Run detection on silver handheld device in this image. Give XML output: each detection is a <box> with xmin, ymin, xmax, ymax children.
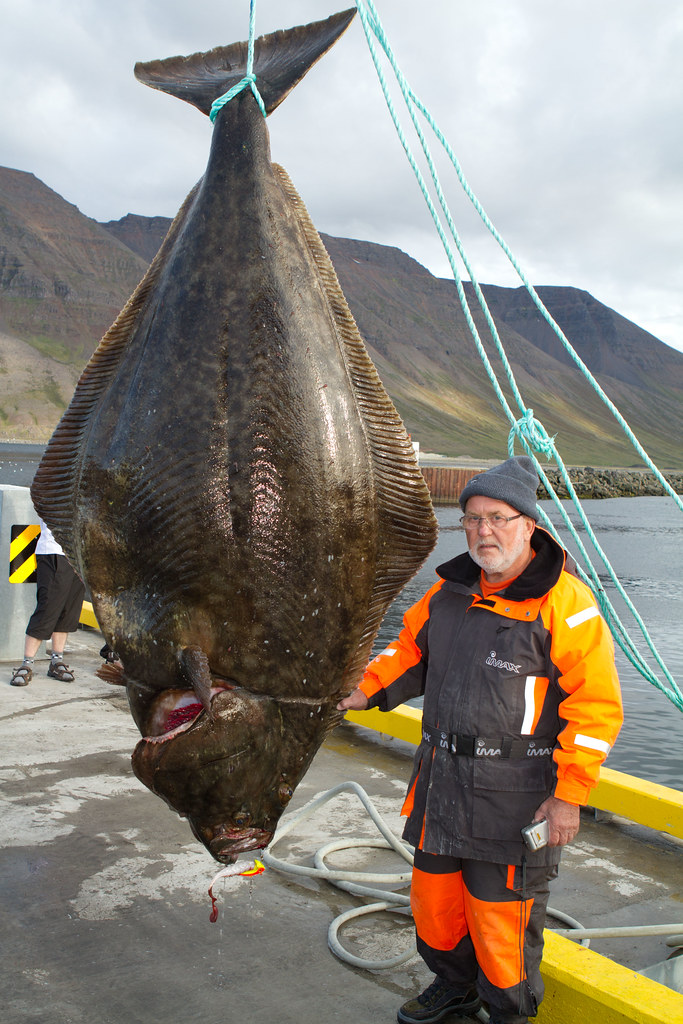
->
<box><xmin>521</xmin><ymin>818</ymin><xmax>549</xmax><ymax>851</ymax></box>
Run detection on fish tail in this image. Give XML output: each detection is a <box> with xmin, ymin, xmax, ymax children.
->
<box><xmin>134</xmin><ymin>8</ymin><xmax>356</xmax><ymax>117</ymax></box>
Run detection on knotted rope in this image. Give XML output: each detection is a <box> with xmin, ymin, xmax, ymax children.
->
<box><xmin>210</xmin><ymin>0</ymin><xmax>266</xmax><ymax>122</ymax></box>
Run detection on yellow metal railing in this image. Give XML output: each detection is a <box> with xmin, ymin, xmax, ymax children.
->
<box><xmin>79</xmin><ymin>601</ymin><xmax>99</xmax><ymax>630</ymax></box>
<box><xmin>344</xmin><ymin>705</ymin><xmax>683</xmax><ymax>840</ymax></box>
<box><xmin>344</xmin><ymin>703</ymin><xmax>683</xmax><ymax>1023</ymax></box>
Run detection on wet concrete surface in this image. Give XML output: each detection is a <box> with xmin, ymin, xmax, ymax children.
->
<box><xmin>1</xmin><ymin>628</ymin><xmax>681</xmax><ymax>1023</ymax></box>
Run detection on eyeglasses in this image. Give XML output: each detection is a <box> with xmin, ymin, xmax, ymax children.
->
<box><xmin>459</xmin><ymin>513</ymin><xmax>524</xmax><ymax>531</ymax></box>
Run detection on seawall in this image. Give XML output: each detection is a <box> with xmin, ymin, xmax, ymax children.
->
<box><xmin>418</xmin><ymin>467</ymin><xmax>480</xmax><ymax>506</ymax></box>
<box><xmin>421</xmin><ymin>466</ymin><xmax>683</xmax><ymax>505</ymax></box>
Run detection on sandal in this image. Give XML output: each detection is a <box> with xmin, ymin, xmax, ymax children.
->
<box><xmin>47</xmin><ymin>660</ymin><xmax>75</xmax><ymax>682</ymax></box>
<box><xmin>10</xmin><ymin>664</ymin><xmax>33</xmax><ymax>686</ymax></box>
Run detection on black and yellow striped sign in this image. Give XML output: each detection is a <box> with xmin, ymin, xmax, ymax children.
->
<box><xmin>9</xmin><ymin>524</ymin><xmax>41</xmax><ymax>583</ymax></box>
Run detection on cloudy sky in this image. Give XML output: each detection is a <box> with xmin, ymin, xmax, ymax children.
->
<box><xmin>4</xmin><ymin>0</ymin><xmax>683</xmax><ymax>353</ymax></box>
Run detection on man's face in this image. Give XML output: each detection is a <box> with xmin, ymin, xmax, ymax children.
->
<box><xmin>464</xmin><ymin>496</ymin><xmax>536</xmax><ymax>581</ymax></box>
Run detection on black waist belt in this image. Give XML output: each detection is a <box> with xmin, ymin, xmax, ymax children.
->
<box><xmin>421</xmin><ymin>723</ymin><xmax>555</xmax><ymax>759</ymax></box>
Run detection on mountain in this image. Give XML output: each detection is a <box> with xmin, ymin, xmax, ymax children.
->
<box><xmin>0</xmin><ymin>167</ymin><xmax>148</xmax><ymax>437</ymax></box>
<box><xmin>1</xmin><ymin>166</ymin><xmax>682</xmax><ymax>468</ymax></box>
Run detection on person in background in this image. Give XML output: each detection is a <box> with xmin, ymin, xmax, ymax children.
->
<box><xmin>10</xmin><ymin>516</ymin><xmax>85</xmax><ymax>686</ymax></box>
<box><xmin>338</xmin><ymin>455</ymin><xmax>623</xmax><ymax>1024</ymax></box>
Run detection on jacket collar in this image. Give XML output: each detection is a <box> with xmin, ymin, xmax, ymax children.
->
<box><xmin>436</xmin><ymin>526</ymin><xmax>567</xmax><ymax>601</ymax></box>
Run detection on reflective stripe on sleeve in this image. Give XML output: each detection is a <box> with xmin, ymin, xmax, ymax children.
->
<box><xmin>574</xmin><ymin>733</ymin><xmax>611</xmax><ymax>754</ymax></box>
<box><xmin>565</xmin><ymin>606</ymin><xmax>600</xmax><ymax>629</ymax></box>
<box><xmin>372</xmin><ymin>647</ymin><xmax>398</xmax><ymax>662</ymax></box>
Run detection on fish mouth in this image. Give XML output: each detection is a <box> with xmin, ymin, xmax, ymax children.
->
<box><xmin>205</xmin><ymin>826</ymin><xmax>273</xmax><ymax>863</ymax></box>
<box><xmin>142</xmin><ymin>684</ymin><xmax>235</xmax><ymax>740</ymax></box>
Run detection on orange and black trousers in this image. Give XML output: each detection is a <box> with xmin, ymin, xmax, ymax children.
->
<box><xmin>411</xmin><ymin>849</ymin><xmax>558</xmax><ymax>1022</ymax></box>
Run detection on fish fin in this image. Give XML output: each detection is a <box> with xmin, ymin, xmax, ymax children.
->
<box><xmin>272</xmin><ymin>163</ymin><xmax>438</xmax><ymax>689</ymax></box>
<box><xmin>96</xmin><ymin>662</ymin><xmax>127</xmax><ymax>686</ymax></box>
<box><xmin>134</xmin><ymin>8</ymin><xmax>356</xmax><ymax>117</ymax></box>
<box><xmin>30</xmin><ymin>182</ymin><xmax>200</xmax><ymax>564</ymax></box>
<box><xmin>178</xmin><ymin>646</ymin><xmax>213</xmax><ymax>717</ymax></box>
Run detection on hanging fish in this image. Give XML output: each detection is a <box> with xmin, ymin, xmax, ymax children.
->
<box><xmin>31</xmin><ymin>8</ymin><xmax>437</xmax><ymax>863</ymax></box>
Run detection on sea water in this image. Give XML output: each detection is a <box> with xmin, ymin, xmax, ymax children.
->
<box><xmin>375</xmin><ymin>497</ymin><xmax>683</xmax><ymax>789</ymax></box>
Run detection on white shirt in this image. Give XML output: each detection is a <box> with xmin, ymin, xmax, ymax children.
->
<box><xmin>35</xmin><ymin>517</ymin><xmax>65</xmax><ymax>556</ymax></box>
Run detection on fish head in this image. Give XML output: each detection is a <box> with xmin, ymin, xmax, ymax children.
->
<box><xmin>131</xmin><ymin>685</ymin><xmax>296</xmax><ymax>863</ymax></box>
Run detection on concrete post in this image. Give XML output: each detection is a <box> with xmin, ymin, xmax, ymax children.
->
<box><xmin>0</xmin><ymin>484</ymin><xmax>40</xmax><ymax>662</ymax></box>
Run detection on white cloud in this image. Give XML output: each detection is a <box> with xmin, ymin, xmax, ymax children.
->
<box><xmin>2</xmin><ymin>0</ymin><xmax>682</xmax><ymax>351</ymax></box>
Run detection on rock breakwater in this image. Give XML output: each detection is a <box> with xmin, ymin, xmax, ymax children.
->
<box><xmin>537</xmin><ymin>468</ymin><xmax>683</xmax><ymax>500</ymax></box>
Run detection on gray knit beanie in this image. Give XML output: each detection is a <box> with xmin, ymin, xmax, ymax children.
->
<box><xmin>459</xmin><ymin>456</ymin><xmax>540</xmax><ymax>520</ymax></box>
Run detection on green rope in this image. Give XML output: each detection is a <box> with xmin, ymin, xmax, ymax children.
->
<box><xmin>354</xmin><ymin>0</ymin><xmax>682</xmax><ymax>712</ymax></box>
<box><xmin>210</xmin><ymin>0</ymin><xmax>266</xmax><ymax>122</ymax></box>
<box><xmin>508</xmin><ymin>424</ymin><xmax>682</xmax><ymax>711</ymax></box>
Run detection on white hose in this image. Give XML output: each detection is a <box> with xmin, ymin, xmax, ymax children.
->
<box><xmin>259</xmin><ymin>781</ymin><xmax>682</xmax><ymax>973</ymax></box>
<box><xmin>261</xmin><ymin>781</ymin><xmax>416</xmax><ymax>970</ymax></box>
<box><xmin>552</xmin><ymin>924</ymin><xmax>683</xmax><ymax>941</ymax></box>
<box><xmin>545</xmin><ymin>907</ymin><xmax>592</xmax><ymax>947</ymax></box>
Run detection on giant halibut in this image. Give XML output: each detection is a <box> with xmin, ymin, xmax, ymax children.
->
<box><xmin>31</xmin><ymin>8</ymin><xmax>437</xmax><ymax>863</ymax></box>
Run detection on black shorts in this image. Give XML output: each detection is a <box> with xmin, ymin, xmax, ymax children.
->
<box><xmin>25</xmin><ymin>554</ymin><xmax>86</xmax><ymax>640</ymax></box>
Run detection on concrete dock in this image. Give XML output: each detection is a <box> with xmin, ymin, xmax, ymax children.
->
<box><xmin>1</xmin><ymin>627</ymin><xmax>681</xmax><ymax>1024</ymax></box>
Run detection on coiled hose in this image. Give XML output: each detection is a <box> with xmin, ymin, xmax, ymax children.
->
<box><xmin>257</xmin><ymin>782</ymin><xmax>682</xmax><ymax>996</ymax></box>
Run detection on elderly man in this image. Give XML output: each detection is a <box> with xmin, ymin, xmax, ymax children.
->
<box><xmin>338</xmin><ymin>456</ymin><xmax>622</xmax><ymax>1024</ymax></box>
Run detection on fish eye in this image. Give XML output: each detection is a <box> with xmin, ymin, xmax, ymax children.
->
<box><xmin>278</xmin><ymin>784</ymin><xmax>293</xmax><ymax>805</ymax></box>
<box><xmin>233</xmin><ymin>810</ymin><xmax>251</xmax><ymax>827</ymax></box>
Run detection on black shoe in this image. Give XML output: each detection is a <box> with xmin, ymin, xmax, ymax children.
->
<box><xmin>397</xmin><ymin>978</ymin><xmax>481</xmax><ymax>1024</ymax></box>
<box><xmin>100</xmin><ymin>643</ymin><xmax>120</xmax><ymax>663</ymax></box>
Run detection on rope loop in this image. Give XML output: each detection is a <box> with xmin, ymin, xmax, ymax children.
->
<box><xmin>209</xmin><ymin>0</ymin><xmax>266</xmax><ymax>123</ymax></box>
<box><xmin>210</xmin><ymin>75</ymin><xmax>266</xmax><ymax>123</ymax></box>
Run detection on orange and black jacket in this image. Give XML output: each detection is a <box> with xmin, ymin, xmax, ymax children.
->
<box><xmin>359</xmin><ymin>527</ymin><xmax>623</xmax><ymax>866</ymax></box>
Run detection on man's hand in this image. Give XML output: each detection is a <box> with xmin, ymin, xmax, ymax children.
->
<box><xmin>534</xmin><ymin>796</ymin><xmax>580</xmax><ymax>847</ymax></box>
<box><xmin>337</xmin><ymin>688</ymin><xmax>369</xmax><ymax>712</ymax></box>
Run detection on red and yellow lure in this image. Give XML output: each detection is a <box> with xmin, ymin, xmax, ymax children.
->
<box><xmin>208</xmin><ymin>859</ymin><xmax>265</xmax><ymax>922</ymax></box>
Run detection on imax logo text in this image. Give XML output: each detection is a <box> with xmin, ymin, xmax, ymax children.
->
<box><xmin>485</xmin><ymin>650</ymin><xmax>522</xmax><ymax>674</ymax></box>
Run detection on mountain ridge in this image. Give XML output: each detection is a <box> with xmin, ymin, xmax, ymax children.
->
<box><xmin>1</xmin><ymin>166</ymin><xmax>681</xmax><ymax>468</ymax></box>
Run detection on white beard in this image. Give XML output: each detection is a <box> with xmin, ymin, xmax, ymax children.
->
<box><xmin>469</xmin><ymin>530</ymin><xmax>529</xmax><ymax>578</ymax></box>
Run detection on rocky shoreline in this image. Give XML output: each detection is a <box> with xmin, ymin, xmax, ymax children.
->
<box><xmin>537</xmin><ymin>467</ymin><xmax>683</xmax><ymax>500</ymax></box>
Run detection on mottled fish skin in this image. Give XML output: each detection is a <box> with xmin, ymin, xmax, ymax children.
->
<box><xmin>32</xmin><ymin>9</ymin><xmax>437</xmax><ymax>863</ymax></box>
